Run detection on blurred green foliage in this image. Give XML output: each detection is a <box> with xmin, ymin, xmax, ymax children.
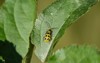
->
<box><xmin>48</xmin><ymin>45</ymin><xmax>100</xmax><ymax>63</ymax></box>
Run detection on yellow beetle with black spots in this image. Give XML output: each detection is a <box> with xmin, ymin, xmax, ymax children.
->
<box><xmin>44</xmin><ymin>28</ymin><xmax>52</xmax><ymax>42</ymax></box>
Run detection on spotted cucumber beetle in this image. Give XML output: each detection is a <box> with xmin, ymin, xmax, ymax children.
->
<box><xmin>44</xmin><ymin>28</ymin><xmax>52</xmax><ymax>42</ymax></box>
<box><xmin>43</xmin><ymin>21</ymin><xmax>54</xmax><ymax>42</ymax></box>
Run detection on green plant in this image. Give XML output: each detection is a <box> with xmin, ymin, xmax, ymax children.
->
<box><xmin>0</xmin><ymin>0</ymin><xmax>99</xmax><ymax>63</ymax></box>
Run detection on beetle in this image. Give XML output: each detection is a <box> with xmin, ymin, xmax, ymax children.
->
<box><xmin>43</xmin><ymin>21</ymin><xmax>57</xmax><ymax>42</ymax></box>
<box><xmin>44</xmin><ymin>28</ymin><xmax>52</xmax><ymax>42</ymax></box>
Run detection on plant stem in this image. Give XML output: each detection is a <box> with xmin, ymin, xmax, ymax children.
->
<box><xmin>22</xmin><ymin>37</ymin><xmax>34</xmax><ymax>63</ymax></box>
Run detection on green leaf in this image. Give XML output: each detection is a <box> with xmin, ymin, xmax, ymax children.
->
<box><xmin>31</xmin><ymin>0</ymin><xmax>97</xmax><ymax>62</ymax></box>
<box><xmin>47</xmin><ymin>45</ymin><xmax>100</xmax><ymax>63</ymax></box>
<box><xmin>0</xmin><ymin>0</ymin><xmax>6</xmax><ymax>41</ymax></box>
<box><xmin>0</xmin><ymin>12</ymin><xmax>5</xmax><ymax>41</ymax></box>
<box><xmin>0</xmin><ymin>56</ymin><xmax>5</xmax><ymax>63</ymax></box>
<box><xmin>0</xmin><ymin>0</ymin><xmax>36</xmax><ymax>58</ymax></box>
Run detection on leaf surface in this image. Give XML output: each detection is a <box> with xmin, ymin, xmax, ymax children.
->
<box><xmin>48</xmin><ymin>45</ymin><xmax>100</xmax><ymax>63</ymax></box>
<box><xmin>31</xmin><ymin>0</ymin><xmax>97</xmax><ymax>62</ymax></box>
<box><xmin>0</xmin><ymin>0</ymin><xmax>36</xmax><ymax>58</ymax></box>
